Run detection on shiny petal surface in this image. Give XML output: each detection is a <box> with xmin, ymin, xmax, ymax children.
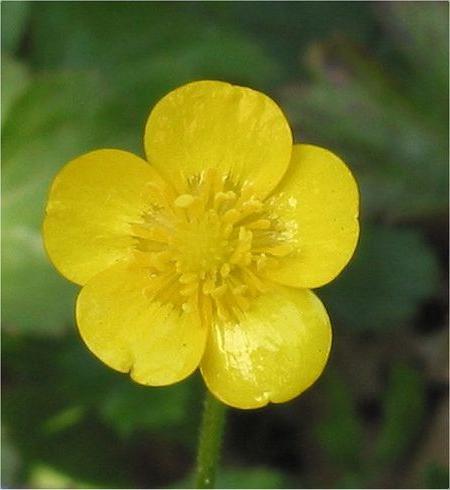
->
<box><xmin>201</xmin><ymin>287</ymin><xmax>331</xmax><ymax>409</ymax></box>
<box><xmin>43</xmin><ymin>149</ymin><xmax>165</xmax><ymax>285</ymax></box>
<box><xmin>266</xmin><ymin>144</ymin><xmax>359</xmax><ymax>289</ymax></box>
<box><xmin>144</xmin><ymin>80</ymin><xmax>292</xmax><ymax>198</ymax></box>
<box><xmin>76</xmin><ymin>261</ymin><xmax>207</xmax><ymax>385</ymax></box>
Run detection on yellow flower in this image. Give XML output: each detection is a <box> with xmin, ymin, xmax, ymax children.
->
<box><xmin>43</xmin><ymin>81</ymin><xmax>359</xmax><ymax>409</ymax></box>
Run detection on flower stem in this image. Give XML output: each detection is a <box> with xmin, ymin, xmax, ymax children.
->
<box><xmin>195</xmin><ymin>389</ymin><xmax>227</xmax><ymax>489</ymax></box>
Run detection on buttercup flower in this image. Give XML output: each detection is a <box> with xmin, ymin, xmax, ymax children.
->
<box><xmin>43</xmin><ymin>81</ymin><xmax>359</xmax><ymax>409</ymax></box>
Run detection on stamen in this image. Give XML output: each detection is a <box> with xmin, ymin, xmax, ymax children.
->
<box><xmin>266</xmin><ymin>243</ymin><xmax>294</xmax><ymax>256</ymax></box>
<box><xmin>222</xmin><ymin>208</ymin><xmax>240</xmax><ymax>224</ymax></box>
<box><xmin>174</xmin><ymin>194</ymin><xmax>195</xmax><ymax>208</ymax></box>
<box><xmin>246</xmin><ymin>219</ymin><xmax>271</xmax><ymax>230</ymax></box>
<box><xmin>179</xmin><ymin>272</ymin><xmax>197</xmax><ymax>284</ymax></box>
<box><xmin>211</xmin><ymin>284</ymin><xmax>227</xmax><ymax>298</ymax></box>
<box><xmin>214</xmin><ymin>191</ymin><xmax>236</xmax><ymax>208</ymax></box>
<box><xmin>220</xmin><ymin>263</ymin><xmax>231</xmax><ymax>278</ymax></box>
<box><xmin>137</xmin><ymin>168</ymin><xmax>295</xmax><ymax>323</ymax></box>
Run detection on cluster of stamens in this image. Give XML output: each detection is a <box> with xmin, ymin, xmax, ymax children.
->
<box><xmin>130</xmin><ymin>169</ymin><xmax>295</xmax><ymax>324</ymax></box>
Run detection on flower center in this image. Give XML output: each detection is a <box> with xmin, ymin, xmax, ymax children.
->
<box><xmin>131</xmin><ymin>169</ymin><xmax>294</xmax><ymax>323</ymax></box>
<box><xmin>171</xmin><ymin>209</ymin><xmax>229</xmax><ymax>276</ymax></box>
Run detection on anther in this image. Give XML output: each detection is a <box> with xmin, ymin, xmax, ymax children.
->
<box><xmin>223</xmin><ymin>224</ymin><xmax>233</xmax><ymax>238</ymax></box>
<box><xmin>182</xmin><ymin>303</ymin><xmax>192</xmax><ymax>313</ymax></box>
<box><xmin>220</xmin><ymin>263</ymin><xmax>231</xmax><ymax>278</ymax></box>
<box><xmin>256</xmin><ymin>254</ymin><xmax>268</xmax><ymax>271</ymax></box>
<box><xmin>246</xmin><ymin>219</ymin><xmax>271</xmax><ymax>230</ymax></box>
<box><xmin>288</xmin><ymin>196</ymin><xmax>298</xmax><ymax>208</ymax></box>
<box><xmin>149</xmin><ymin>251</ymin><xmax>172</xmax><ymax>271</ymax></box>
<box><xmin>211</xmin><ymin>284</ymin><xmax>227</xmax><ymax>298</ymax></box>
<box><xmin>174</xmin><ymin>194</ymin><xmax>195</xmax><ymax>208</ymax></box>
<box><xmin>222</xmin><ymin>209</ymin><xmax>240</xmax><ymax>224</ymax></box>
<box><xmin>232</xmin><ymin>285</ymin><xmax>248</xmax><ymax>295</ymax></box>
<box><xmin>180</xmin><ymin>283</ymin><xmax>198</xmax><ymax>296</ymax></box>
<box><xmin>179</xmin><ymin>272</ymin><xmax>197</xmax><ymax>284</ymax></box>
<box><xmin>202</xmin><ymin>280</ymin><xmax>215</xmax><ymax>295</ymax></box>
<box><xmin>241</xmin><ymin>199</ymin><xmax>263</xmax><ymax>214</ymax></box>
<box><xmin>214</xmin><ymin>191</ymin><xmax>236</xmax><ymax>207</ymax></box>
<box><xmin>267</xmin><ymin>243</ymin><xmax>294</xmax><ymax>256</ymax></box>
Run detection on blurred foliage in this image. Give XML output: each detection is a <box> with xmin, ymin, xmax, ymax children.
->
<box><xmin>376</xmin><ymin>362</ymin><xmax>426</xmax><ymax>464</ymax></box>
<box><xmin>3</xmin><ymin>332</ymin><xmax>199</xmax><ymax>487</ymax></box>
<box><xmin>283</xmin><ymin>2</ymin><xmax>448</xmax><ymax>220</ymax></box>
<box><xmin>2</xmin><ymin>2</ymin><xmax>448</xmax><ymax>489</ymax></box>
<box><xmin>214</xmin><ymin>467</ymin><xmax>288</xmax><ymax>489</ymax></box>
<box><xmin>2</xmin><ymin>74</ymin><xmax>100</xmax><ymax>331</ymax></box>
<box><xmin>1</xmin><ymin>55</ymin><xmax>29</xmax><ymax>125</ymax></box>
<box><xmin>172</xmin><ymin>466</ymin><xmax>289</xmax><ymax>489</ymax></box>
<box><xmin>322</xmin><ymin>225</ymin><xmax>440</xmax><ymax>331</ymax></box>
<box><xmin>315</xmin><ymin>372</ymin><xmax>364</xmax><ymax>470</ymax></box>
<box><xmin>29</xmin><ymin>3</ymin><xmax>281</xmax><ymax>88</ymax></box>
<box><xmin>424</xmin><ymin>463</ymin><xmax>450</xmax><ymax>489</ymax></box>
<box><xmin>1</xmin><ymin>0</ymin><xmax>29</xmax><ymax>53</ymax></box>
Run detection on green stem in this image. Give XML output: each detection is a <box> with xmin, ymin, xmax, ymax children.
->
<box><xmin>195</xmin><ymin>389</ymin><xmax>227</xmax><ymax>489</ymax></box>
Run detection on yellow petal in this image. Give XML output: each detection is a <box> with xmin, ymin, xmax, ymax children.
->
<box><xmin>201</xmin><ymin>287</ymin><xmax>331</xmax><ymax>409</ymax></box>
<box><xmin>43</xmin><ymin>149</ymin><xmax>166</xmax><ymax>285</ymax></box>
<box><xmin>76</xmin><ymin>260</ymin><xmax>207</xmax><ymax>386</ymax></box>
<box><xmin>144</xmin><ymin>80</ymin><xmax>292</xmax><ymax>198</ymax></box>
<box><xmin>266</xmin><ymin>144</ymin><xmax>359</xmax><ymax>288</ymax></box>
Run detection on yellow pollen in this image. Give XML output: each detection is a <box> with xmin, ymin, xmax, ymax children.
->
<box><xmin>223</xmin><ymin>208</ymin><xmax>240</xmax><ymax>224</ymax></box>
<box><xmin>246</xmin><ymin>219</ymin><xmax>271</xmax><ymax>230</ymax></box>
<box><xmin>267</xmin><ymin>243</ymin><xmax>294</xmax><ymax>256</ymax></box>
<box><xmin>133</xmin><ymin>168</ymin><xmax>296</xmax><ymax>323</ymax></box>
<box><xmin>174</xmin><ymin>194</ymin><xmax>195</xmax><ymax>208</ymax></box>
<box><xmin>220</xmin><ymin>263</ymin><xmax>231</xmax><ymax>278</ymax></box>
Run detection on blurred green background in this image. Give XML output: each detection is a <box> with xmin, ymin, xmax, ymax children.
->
<box><xmin>2</xmin><ymin>1</ymin><xmax>449</xmax><ymax>488</ymax></box>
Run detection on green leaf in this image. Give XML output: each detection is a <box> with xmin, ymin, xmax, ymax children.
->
<box><xmin>29</xmin><ymin>2</ymin><xmax>281</xmax><ymax>90</ymax></box>
<box><xmin>380</xmin><ymin>2</ymin><xmax>449</xmax><ymax>123</ymax></box>
<box><xmin>28</xmin><ymin>464</ymin><xmax>96</xmax><ymax>490</ymax></box>
<box><xmin>375</xmin><ymin>362</ymin><xmax>426</xmax><ymax>464</ymax></box>
<box><xmin>3</xmin><ymin>333</ymin><xmax>131</xmax><ymax>488</ymax></box>
<box><xmin>172</xmin><ymin>466</ymin><xmax>288</xmax><ymax>489</ymax></box>
<box><xmin>321</xmin><ymin>225</ymin><xmax>440</xmax><ymax>331</ymax></box>
<box><xmin>3</xmin><ymin>331</ymin><xmax>198</xmax><ymax>488</ymax></box>
<box><xmin>1</xmin><ymin>0</ymin><xmax>29</xmax><ymax>53</ymax></box>
<box><xmin>42</xmin><ymin>406</ymin><xmax>86</xmax><ymax>436</ymax></box>
<box><xmin>99</xmin><ymin>380</ymin><xmax>194</xmax><ymax>438</ymax></box>
<box><xmin>334</xmin><ymin>471</ymin><xmax>366</xmax><ymax>489</ymax></box>
<box><xmin>202</xmin><ymin>3</ymin><xmax>376</xmax><ymax>78</ymax></box>
<box><xmin>423</xmin><ymin>463</ymin><xmax>450</xmax><ymax>489</ymax></box>
<box><xmin>1</xmin><ymin>55</ymin><xmax>29</xmax><ymax>126</ymax></box>
<box><xmin>216</xmin><ymin>467</ymin><xmax>288</xmax><ymax>489</ymax></box>
<box><xmin>287</xmin><ymin>82</ymin><xmax>447</xmax><ymax>219</ymax></box>
<box><xmin>283</xmin><ymin>31</ymin><xmax>448</xmax><ymax>219</ymax></box>
<box><xmin>1</xmin><ymin>222</ymin><xmax>78</xmax><ymax>333</ymax></box>
<box><xmin>2</xmin><ymin>73</ymin><xmax>105</xmax><ymax>333</ymax></box>
<box><xmin>315</xmin><ymin>372</ymin><xmax>364</xmax><ymax>470</ymax></box>
<box><xmin>1</xmin><ymin>426</ymin><xmax>21</xmax><ymax>488</ymax></box>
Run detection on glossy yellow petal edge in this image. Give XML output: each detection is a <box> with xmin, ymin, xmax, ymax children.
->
<box><xmin>200</xmin><ymin>287</ymin><xmax>332</xmax><ymax>409</ymax></box>
<box><xmin>144</xmin><ymin>80</ymin><xmax>293</xmax><ymax>198</ymax></box>
<box><xmin>43</xmin><ymin>149</ymin><xmax>165</xmax><ymax>285</ymax></box>
<box><xmin>76</xmin><ymin>260</ymin><xmax>208</xmax><ymax>386</ymax></box>
<box><xmin>265</xmin><ymin>144</ymin><xmax>360</xmax><ymax>289</ymax></box>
